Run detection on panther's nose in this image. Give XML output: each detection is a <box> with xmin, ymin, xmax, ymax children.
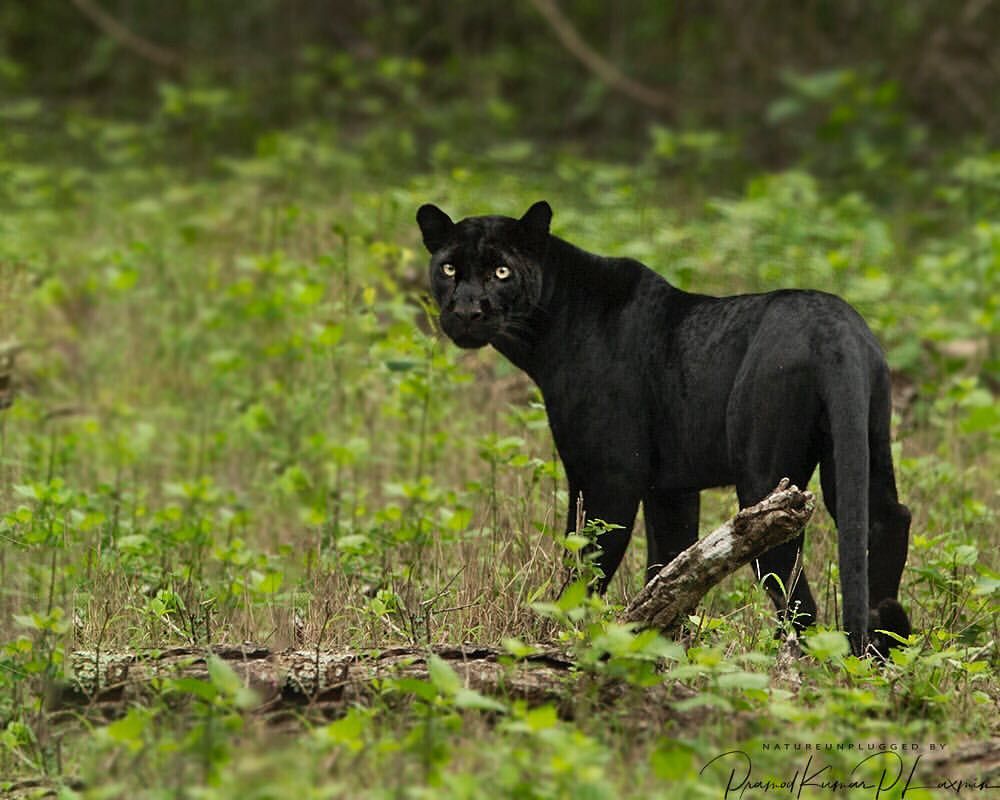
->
<box><xmin>454</xmin><ymin>306</ymin><xmax>483</xmax><ymax>323</ymax></box>
<box><xmin>453</xmin><ymin>298</ymin><xmax>490</xmax><ymax>324</ymax></box>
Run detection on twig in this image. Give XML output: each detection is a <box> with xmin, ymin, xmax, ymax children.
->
<box><xmin>68</xmin><ymin>0</ymin><xmax>183</xmax><ymax>70</ymax></box>
<box><xmin>525</xmin><ymin>0</ymin><xmax>672</xmax><ymax>111</ymax></box>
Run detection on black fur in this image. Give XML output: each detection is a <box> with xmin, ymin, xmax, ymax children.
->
<box><xmin>417</xmin><ymin>201</ymin><xmax>911</xmax><ymax>657</ymax></box>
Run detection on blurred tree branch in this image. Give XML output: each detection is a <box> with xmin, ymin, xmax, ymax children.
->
<box><xmin>526</xmin><ymin>0</ymin><xmax>673</xmax><ymax>112</ymax></box>
<box><xmin>69</xmin><ymin>0</ymin><xmax>183</xmax><ymax>70</ymax></box>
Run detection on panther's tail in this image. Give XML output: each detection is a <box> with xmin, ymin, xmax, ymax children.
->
<box><xmin>822</xmin><ymin>354</ymin><xmax>911</xmax><ymax>658</ymax></box>
<box><xmin>824</xmin><ymin>377</ymin><xmax>872</xmax><ymax>656</ymax></box>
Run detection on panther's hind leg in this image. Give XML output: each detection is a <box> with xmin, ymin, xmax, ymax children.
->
<box><xmin>737</xmin><ymin>475</ymin><xmax>819</xmax><ymax>634</ymax></box>
<box><xmin>729</xmin><ymin>362</ymin><xmax>822</xmax><ymax>638</ymax></box>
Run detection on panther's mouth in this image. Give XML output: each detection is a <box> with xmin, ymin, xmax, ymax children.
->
<box><xmin>440</xmin><ymin>314</ymin><xmax>497</xmax><ymax>349</ymax></box>
<box><xmin>450</xmin><ymin>333</ymin><xmax>491</xmax><ymax>348</ymax></box>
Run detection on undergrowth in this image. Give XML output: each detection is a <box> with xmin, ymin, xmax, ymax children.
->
<box><xmin>0</xmin><ymin>111</ymin><xmax>997</xmax><ymax>797</ymax></box>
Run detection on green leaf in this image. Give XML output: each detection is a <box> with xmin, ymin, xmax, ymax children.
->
<box><xmin>207</xmin><ymin>655</ymin><xmax>243</xmax><ymax>695</ymax></box>
<box><xmin>523</xmin><ymin>705</ymin><xmax>558</xmax><ymax>732</ymax></box>
<box><xmin>672</xmin><ymin>694</ymin><xmax>733</xmax><ymax>713</ymax></box>
<box><xmin>590</xmin><ymin>622</ymin><xmax>638</xmax><ymax>656</ymax></box>
<box><xmin>233</xmin><ymin>686</ymin><xmax>260</xmax><ymax>709</ymax></box>
<box><xmin>557</xmin><ymin>580</ymin><xmax>587</xmax><ymax>612</ymax></box>
<box><xmin>641</xmin><ymin>636</ymin><xmax>685</xmax><ymax>661</ymax></box>
<box><xmin>650</xmin><ymin>739</ymin><xmax>696</xmax><ymax>780</ymax></box>
<box><xmin>502</xmin><ymin>638</ymin><xmax>537</xmax><ymax>658</ymax></box>
<box><xmin>385</xmin><ymin>359</ymin><xmax>420</xmax><ymax>372</ymax></box>
<box><xmin>715</xmin><ymin>671</ymin><xmax>769</xmax><ymax>691</ymax></box>
<box><xmin>337</xmin><ymin>534</ymin><xmax>369</xmax><ymax>552</ymax></box>
<box><xmin>951</xmin><ymin>545</ymin><xmax>979</xmax><ymax>566</ymax></box>
<box><xmin>391</xmin><ymin>677</ymin><xmax>438</xmax><ymax>702</ymax></box>
<box><xmin>529</xmin><ymin>601</ymin><xmax>561</xmax><ymax>619</ymax></box>
<box><xmin>485</xmin><ymin>141</ymin><xmax>533</xmax><ymax>162</ymax></box>
<box><xmin>453</xmin><ymin>688</ymin><xmax>507</xmax><ymax>712</ymax></box>
<box><xmin>841</xmin><ymin>656</ymin><xmax>874</xmax><ymax>677</ymax></box>
<box><xmin>318</xmin><ymin>708</ymin><xmax>368</xmax><ymax>752</ymax></box>
<box><xmin>13</xmin><ymin>614</ymin><xmax>39</xmax><ymax>630</ymax></box>
<box><xmin>688</xmin><ymin>646</ymin><xmax>723</xmax><ymax>667</ymax></box>
<box><xmin>766</xmin><ymin>97</ymin><xmax>803</xmax><ymax>125</ymax></box>
<box><xmin>167</xmin><ymin>677</ymin><xmax>218</xmax><ymax>702</ymax></box>
<box><xmin>664</xmin><ymin>664</ymin><xmax>711</xmax><ymax>681</ymax></box>
<box><xmin>427</xmin><ymin>654</ymin><xmax>461</xmax><ymax>696</ymax></box>
<box><xmin>803</xmin><ymin>630</ymin><xmax>850</xmax><ymax>661</ymax></box>
<box><xmin>562</xmin><ymin>534</ymin><xmax>590</xmax><ymax>553</ymax></box>
<box><xmin>0</xmin><ymin>98</ymin><xmax>43</xmax><ymax>121</ymax></box>
<box><xmin>12</xmin><ymin>484</ymin><xmax>38</xmax><ymax>501</ymax></box>
<box><xmin>973</xmin><ymin>571</ymin><xmax>1000</xmax><ymax>596</ymax></box>
<box><xmin>494</xmin><ymin>436</ymin><xmax>526</xmax><ymax>451</ymax></box>
<box><xmin>106</xmin><ymin>709</ymin><xmax>150</xmax><ymax>752</ymax></box>
<box><xmin>253</xmin><ymin>570</ymin><xmax>283</xmax><ymax>595</ymax></box>
<box><xmin>116</xmin><ymin>534</ymin><xmax>149</xmax><ymax>553</ymax></box>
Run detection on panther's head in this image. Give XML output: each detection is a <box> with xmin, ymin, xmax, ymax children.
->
<box><xmin>416</xmin><ymin>201</ymin><xmax>551</xmax><ymax>349</ymax></box>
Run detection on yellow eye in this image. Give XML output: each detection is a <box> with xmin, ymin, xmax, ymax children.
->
<box><xmin>441</xmin><ymin>263</ymin><xmax>456</xmax><ymax>277</ymax></box>
<box><xmin>495</xmin><ymin>265</ymin><xmax>511</xmax><ymax>280</ymax></box>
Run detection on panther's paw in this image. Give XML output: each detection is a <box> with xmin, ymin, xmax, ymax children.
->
<box><xmin>868</xmin><ymin>598</ymin><xmax>912</xmax><ymax>661</ymax></box>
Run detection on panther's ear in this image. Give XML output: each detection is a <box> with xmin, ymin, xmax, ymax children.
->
<box><xmin>519</xmin><ymin>201</ymin><xmax>552</xmax><ymax>236</ymax></box>
<box><xmin>416</xmin><ymin>204</ymin><xmax>455</xmax><ymax>253</ymax></box>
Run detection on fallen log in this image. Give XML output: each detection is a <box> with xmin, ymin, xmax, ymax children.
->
<box><xmin>55</xmin><ymin>644</ymin><xmax>583</xmax><ymax>719</ymax></box>
<box><xmin>55</xmin><ymin>480</ymin><xmax>813</xmax><ymax>716</ymax></box>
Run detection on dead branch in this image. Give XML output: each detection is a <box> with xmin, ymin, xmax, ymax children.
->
<box><xmin>625</xmin><ymin>478</ymin><xmax>814</xmax><ymax>632</ymax></box>
<box><xmin>57</xmin><ymin>643</ymin><xmax>606</xmax><ymax>718</ymax></box>
<box><xmin>69</xmin><ymin>0</ymin><xmax>183</xmax><ymax>70</ymax></box>
<box><xmin>525</xmin><ymin>0</ymin><xmax>672</xmax><ymax>111</ymax></box>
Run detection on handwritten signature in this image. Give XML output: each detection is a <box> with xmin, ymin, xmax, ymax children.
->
<box><xmin>700</xmin><ymin>750</ymin><xmax>999</xmax><ymax>798</ymax></box>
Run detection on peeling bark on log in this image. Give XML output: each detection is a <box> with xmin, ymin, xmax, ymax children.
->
<box><xmin>55</xmin><ymin>481</ymin><xmax>813</xmax><ymax>717</ymax></box>
<box><xmin>624</xmin><ymin>478</ymin><xmax>815</xmax><ymax>632</ymax></box>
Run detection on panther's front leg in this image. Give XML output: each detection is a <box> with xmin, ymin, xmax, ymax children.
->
<box><xmin>642</xmin><ymin>489</ymin><xmax>700</xmax><ymax>585</ymax></box>
<box><xmin>564</xmin><ymin>476</ymin><xmax>643</xmax><ymax>593</ymax></box>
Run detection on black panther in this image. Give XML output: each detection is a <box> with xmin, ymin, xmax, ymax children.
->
<box><xmin>416</xmin><ymin>200</ymin><xmax>911</xmax><ymax>657</ymax></box>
